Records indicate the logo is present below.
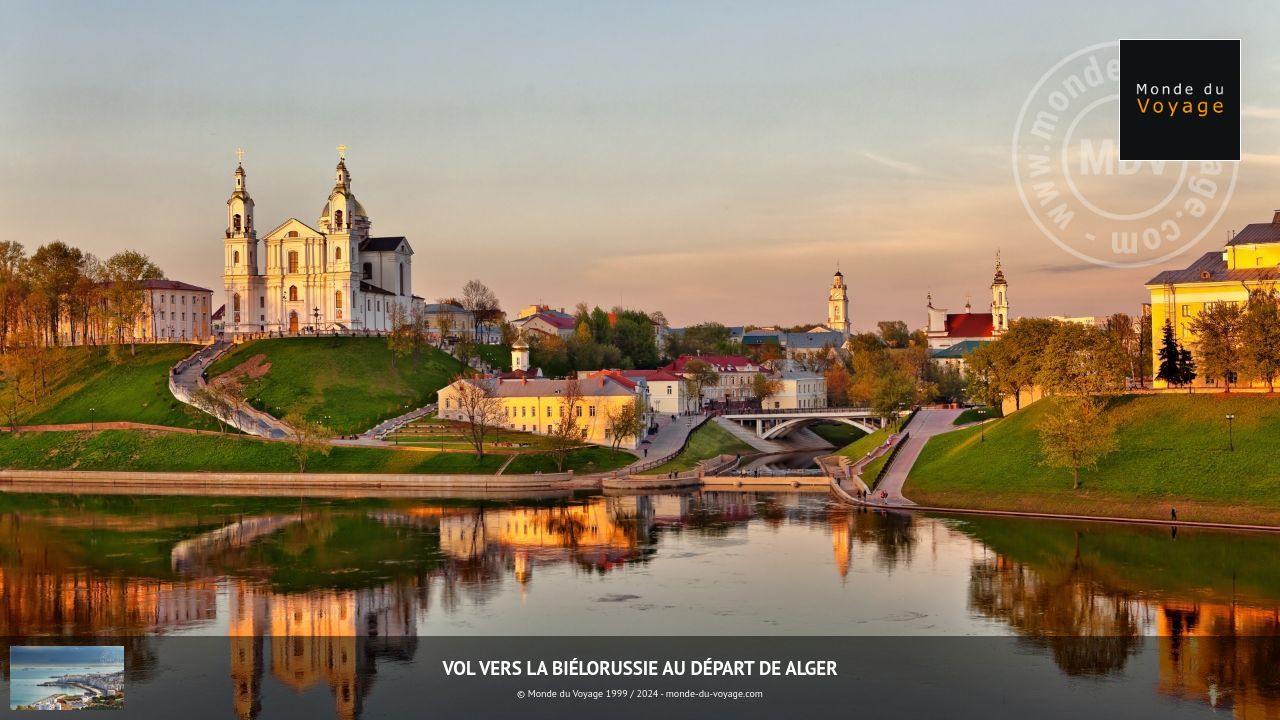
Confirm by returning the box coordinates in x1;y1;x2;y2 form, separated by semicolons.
1012;41;1238;268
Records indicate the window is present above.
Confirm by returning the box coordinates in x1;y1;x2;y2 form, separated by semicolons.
336;246;342;261
576;406;582;417
288;251;299;273
1182;305;1190;317
589;406;596;417
546;406;552;417
233;250;240;265
335;290;343;309
399;263;405;295
232;214;241;232
259;296;264;308
362;262;372;280
289;286;298;301
232;293;241;312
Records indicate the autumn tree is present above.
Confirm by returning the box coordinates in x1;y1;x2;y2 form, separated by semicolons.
680;359;719;412
605;397;644;451
749;372;783;406
1190;301;1245;391
1037;322;1127;397
102;250;163;354
460;279;503;326
1038;396;1115;489
824;362;851;406
1241;288;1280;391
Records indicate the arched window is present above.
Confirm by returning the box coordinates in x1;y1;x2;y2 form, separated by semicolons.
336;246;342;261
362;262;372;280
334;290;343;309
232;214;242;232
289;285;298;301
398;263;405;295
334;209;343;228
287;251;299;273
233;250;240;265
232;293;241;312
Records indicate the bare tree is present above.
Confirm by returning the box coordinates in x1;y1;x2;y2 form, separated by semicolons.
547;377;585;471
190;384;232;434
451;375;504;458
461;279;503;327
605;397;644;450
284;413;332;471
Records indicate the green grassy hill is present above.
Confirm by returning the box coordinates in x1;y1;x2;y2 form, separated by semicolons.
208;337;462;435
19;344;216;429
909;394;1280;525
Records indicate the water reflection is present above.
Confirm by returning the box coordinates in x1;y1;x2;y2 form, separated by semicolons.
7;494;1280;717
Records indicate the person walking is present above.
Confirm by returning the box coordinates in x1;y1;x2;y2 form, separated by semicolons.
1171;507;1177;522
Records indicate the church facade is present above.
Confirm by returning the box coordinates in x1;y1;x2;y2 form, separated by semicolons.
926;254;1009;351
222;152;415;336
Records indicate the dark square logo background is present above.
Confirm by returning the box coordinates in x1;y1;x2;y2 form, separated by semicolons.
1120;39;1239;160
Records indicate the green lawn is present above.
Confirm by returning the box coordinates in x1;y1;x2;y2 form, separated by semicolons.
0;430;505;474
834;426;890;460
207;337;462;435
503;446;633;474
809;422;866;447
909;394;1280;525
953;406;1000;425
648;421;755;473
861;451;891;486
20;344;219;430
470;343;511;372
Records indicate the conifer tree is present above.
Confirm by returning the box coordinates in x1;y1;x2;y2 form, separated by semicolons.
1156;319;1181;385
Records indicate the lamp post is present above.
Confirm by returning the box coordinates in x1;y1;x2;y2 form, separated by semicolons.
89;407;95;432
312;307;321;333
1226;413;1235;452
978;408;987;443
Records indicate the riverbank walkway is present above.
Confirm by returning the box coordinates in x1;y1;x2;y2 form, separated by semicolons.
872;407;965;505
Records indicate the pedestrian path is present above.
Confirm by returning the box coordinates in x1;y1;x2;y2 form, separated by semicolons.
619;413;709;473
169;341;293;440
872;407;965;506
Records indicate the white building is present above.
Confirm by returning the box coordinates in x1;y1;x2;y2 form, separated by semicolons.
222;150;415;337
771;364;828;410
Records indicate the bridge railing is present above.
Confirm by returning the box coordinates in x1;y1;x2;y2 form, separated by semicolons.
722;406;876;417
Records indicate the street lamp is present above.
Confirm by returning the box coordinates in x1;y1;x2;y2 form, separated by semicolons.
89;407;95;432
312;307;321;333
978;408;987;443
1226;413;1236;452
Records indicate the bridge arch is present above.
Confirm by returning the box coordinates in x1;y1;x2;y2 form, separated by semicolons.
760;416;881;440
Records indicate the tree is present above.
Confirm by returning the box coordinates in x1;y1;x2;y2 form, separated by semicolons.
1156;319;1181;386
25;241;88;346
1241;288;1280;391
547;376;585;471
877;320;910;348
1038;396;1115;489
460;279;503;325
1189;301;1245;391
605;397;644;451
871;366;916;422
1036;323;1127;397
0;241;27;352
102;250;163;354
749;372;783;406
1104;312;1139;383
189;384;232;434
1177;345;1197;390
824;362;851;406
964;341;1003;409
451;375;503;458
284;413;332;472
681;359;719;412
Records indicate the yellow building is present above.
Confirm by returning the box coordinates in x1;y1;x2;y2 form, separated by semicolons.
437;373;647;450
1145;210;1280;389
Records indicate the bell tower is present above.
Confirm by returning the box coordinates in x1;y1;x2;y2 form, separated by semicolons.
827;268;850;338
990;251;1009;335
225;150;258;277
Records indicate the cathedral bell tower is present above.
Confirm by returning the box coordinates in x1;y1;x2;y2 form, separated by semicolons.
225;151;258;277
827;268;850;338
990;251;1009;335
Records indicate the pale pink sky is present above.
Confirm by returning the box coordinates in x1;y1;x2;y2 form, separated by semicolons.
3;2;1279;329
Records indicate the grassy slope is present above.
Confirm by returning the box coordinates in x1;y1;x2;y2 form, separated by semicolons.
910;394;1280;525
504;446;633;474
208;337;462;435
953;406;1000;425
834;426;890;460
472;343;511;372
649;422;755;473
808;422;865;447
22;345;218;430
0;430;506;474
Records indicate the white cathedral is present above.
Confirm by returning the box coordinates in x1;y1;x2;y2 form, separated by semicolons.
222;150;415;336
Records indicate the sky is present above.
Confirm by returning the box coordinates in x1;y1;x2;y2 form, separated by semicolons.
3;1;1280;330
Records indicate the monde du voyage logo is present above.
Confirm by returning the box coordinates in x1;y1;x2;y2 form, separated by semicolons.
1013;39;1240;269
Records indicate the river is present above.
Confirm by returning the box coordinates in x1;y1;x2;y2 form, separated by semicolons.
1;489;1277;717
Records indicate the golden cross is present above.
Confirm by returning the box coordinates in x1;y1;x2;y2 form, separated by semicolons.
235;147;245;163
337;144;347;159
